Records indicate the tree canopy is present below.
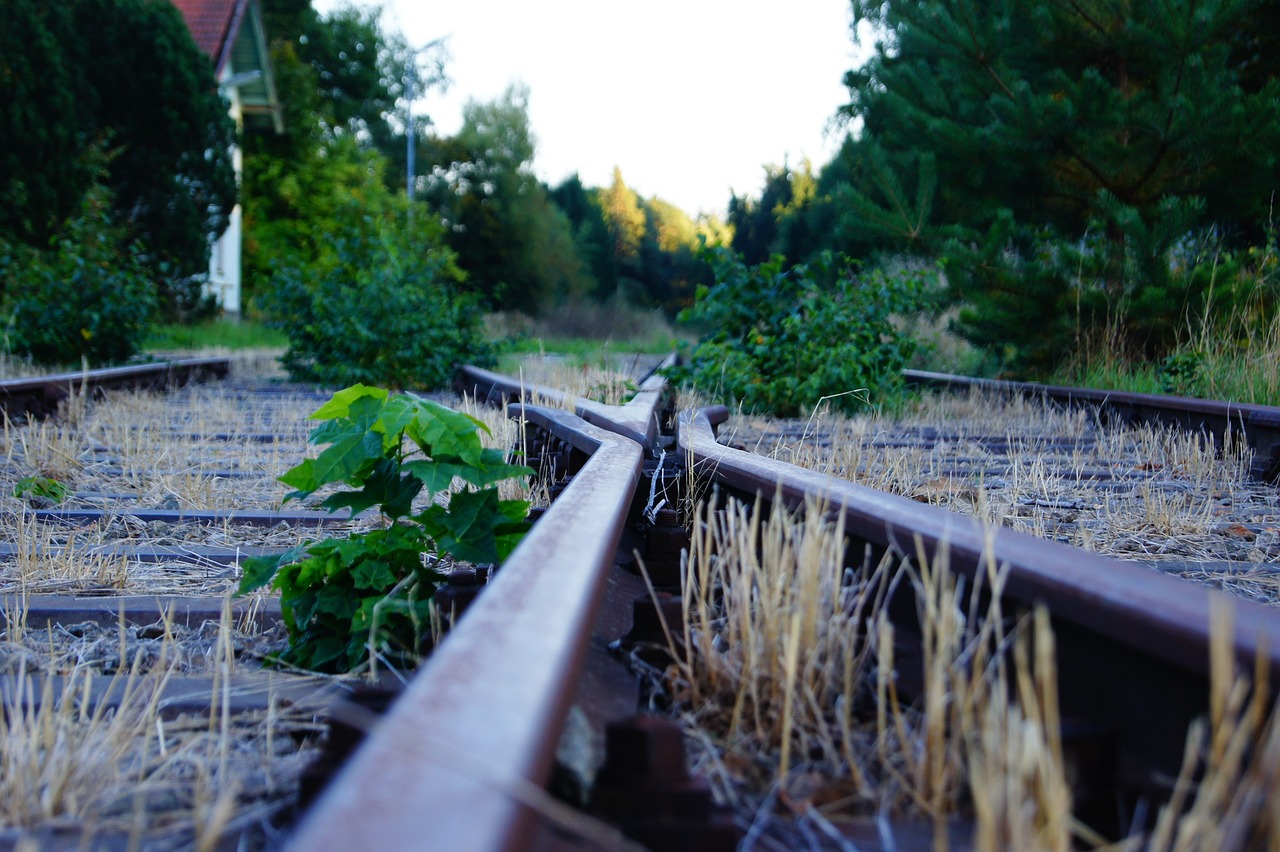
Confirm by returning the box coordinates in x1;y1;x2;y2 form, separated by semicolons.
0;0;236;314
749;0;1280;372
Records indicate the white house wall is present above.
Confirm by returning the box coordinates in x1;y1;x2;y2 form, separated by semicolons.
205;60;244;314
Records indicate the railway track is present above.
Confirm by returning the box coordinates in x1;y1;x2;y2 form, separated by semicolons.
0;357;231;419
903;369;1280;484
1;358;1277;848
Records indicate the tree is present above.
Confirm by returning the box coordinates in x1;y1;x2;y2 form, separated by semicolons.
599;167;647;267
0;1;86;246
0;0;237;315
729;160;819;264
242;1;434;303
840;0;1280;368
423;85;590;312
550;173;616;298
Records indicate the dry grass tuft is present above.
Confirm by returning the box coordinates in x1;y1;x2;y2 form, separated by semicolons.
660;496;1074;846
660;496;1280;849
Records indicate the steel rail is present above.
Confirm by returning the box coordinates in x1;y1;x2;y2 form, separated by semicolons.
903;368;1280;482
0;357;231;419
680;404;1280;803
457;354;675;448
287;404;643;852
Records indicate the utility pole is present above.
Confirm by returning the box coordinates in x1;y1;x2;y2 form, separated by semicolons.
405;37;448;218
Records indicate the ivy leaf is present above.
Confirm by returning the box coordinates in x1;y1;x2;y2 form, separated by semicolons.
353;558;396;591
428;488;530;565
384;395;487;466
403;459;474;494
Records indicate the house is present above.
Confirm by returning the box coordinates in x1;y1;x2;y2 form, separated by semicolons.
173;0;282;315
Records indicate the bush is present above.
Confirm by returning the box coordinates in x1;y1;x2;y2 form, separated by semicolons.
260;210;494;389
671;248;932;416
2;184;156;365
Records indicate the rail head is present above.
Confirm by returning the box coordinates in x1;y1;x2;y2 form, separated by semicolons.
902;368;1280;482
679;406;1280;685
456;360;672;449
287;406;643;852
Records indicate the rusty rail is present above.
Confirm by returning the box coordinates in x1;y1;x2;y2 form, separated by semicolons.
681;404;1280;811
457;355;675;448
0;357;231;419
287;405;643;851
903;368;1280;482
282;361;1278;846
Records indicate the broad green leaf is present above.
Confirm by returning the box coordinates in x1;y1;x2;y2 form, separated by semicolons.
497;498;531;523
320;457;423;518
309;431;385;488
302;634;347;669
316;584;359;620
237;547;300;595
279;458;320;495
353;558;396;591
400;400;486;465
433;488;502;564
309;394;387;445
494;529;527;562
403;459;473;494
310;384;388;421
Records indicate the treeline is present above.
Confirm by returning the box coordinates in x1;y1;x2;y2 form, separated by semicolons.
243;2;721;325
718;0;1280;383
0;0;237;362
0;0;720;372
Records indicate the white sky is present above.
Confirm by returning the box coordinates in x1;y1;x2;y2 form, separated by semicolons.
313;0;865;218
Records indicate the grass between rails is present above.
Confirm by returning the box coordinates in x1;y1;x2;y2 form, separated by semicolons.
722;388;1280;606
0;599;324;846
656;494;1280;849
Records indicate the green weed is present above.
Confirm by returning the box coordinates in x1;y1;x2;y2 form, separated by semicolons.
238;385;532;673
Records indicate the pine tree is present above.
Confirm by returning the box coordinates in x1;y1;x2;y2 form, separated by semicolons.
840;0;1280;368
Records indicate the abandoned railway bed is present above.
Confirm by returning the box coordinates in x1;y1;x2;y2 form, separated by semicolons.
0;357;1277;849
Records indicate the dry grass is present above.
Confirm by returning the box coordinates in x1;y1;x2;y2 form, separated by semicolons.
658;495;1280;850
721;389;1278;601
0;601;323;846
658;496;1074;847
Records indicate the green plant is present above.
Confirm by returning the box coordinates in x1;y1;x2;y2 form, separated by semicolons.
670;248;932;416
144;319;288;352
13;475;69;505
260;206;494;390
2;182;156;366
237;385;532;673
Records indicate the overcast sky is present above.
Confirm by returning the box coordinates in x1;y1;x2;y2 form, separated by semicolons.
312;0;867;218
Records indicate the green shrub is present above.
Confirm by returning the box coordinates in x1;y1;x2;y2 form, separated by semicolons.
671;248;932;416
238;384;532;673
260;210;493;389
2;184;155;365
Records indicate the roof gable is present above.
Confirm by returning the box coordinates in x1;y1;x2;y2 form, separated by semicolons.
173;0;282;133
173;0;242;75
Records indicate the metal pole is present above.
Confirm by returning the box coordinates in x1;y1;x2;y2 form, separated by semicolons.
406;69;416;204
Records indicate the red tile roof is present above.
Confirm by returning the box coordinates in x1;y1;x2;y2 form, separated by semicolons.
172;0;246;75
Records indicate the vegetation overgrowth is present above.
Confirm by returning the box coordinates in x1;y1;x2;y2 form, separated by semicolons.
12;0;1279;400
670;248;933;416
665;494;1280;848
238;385;531;673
